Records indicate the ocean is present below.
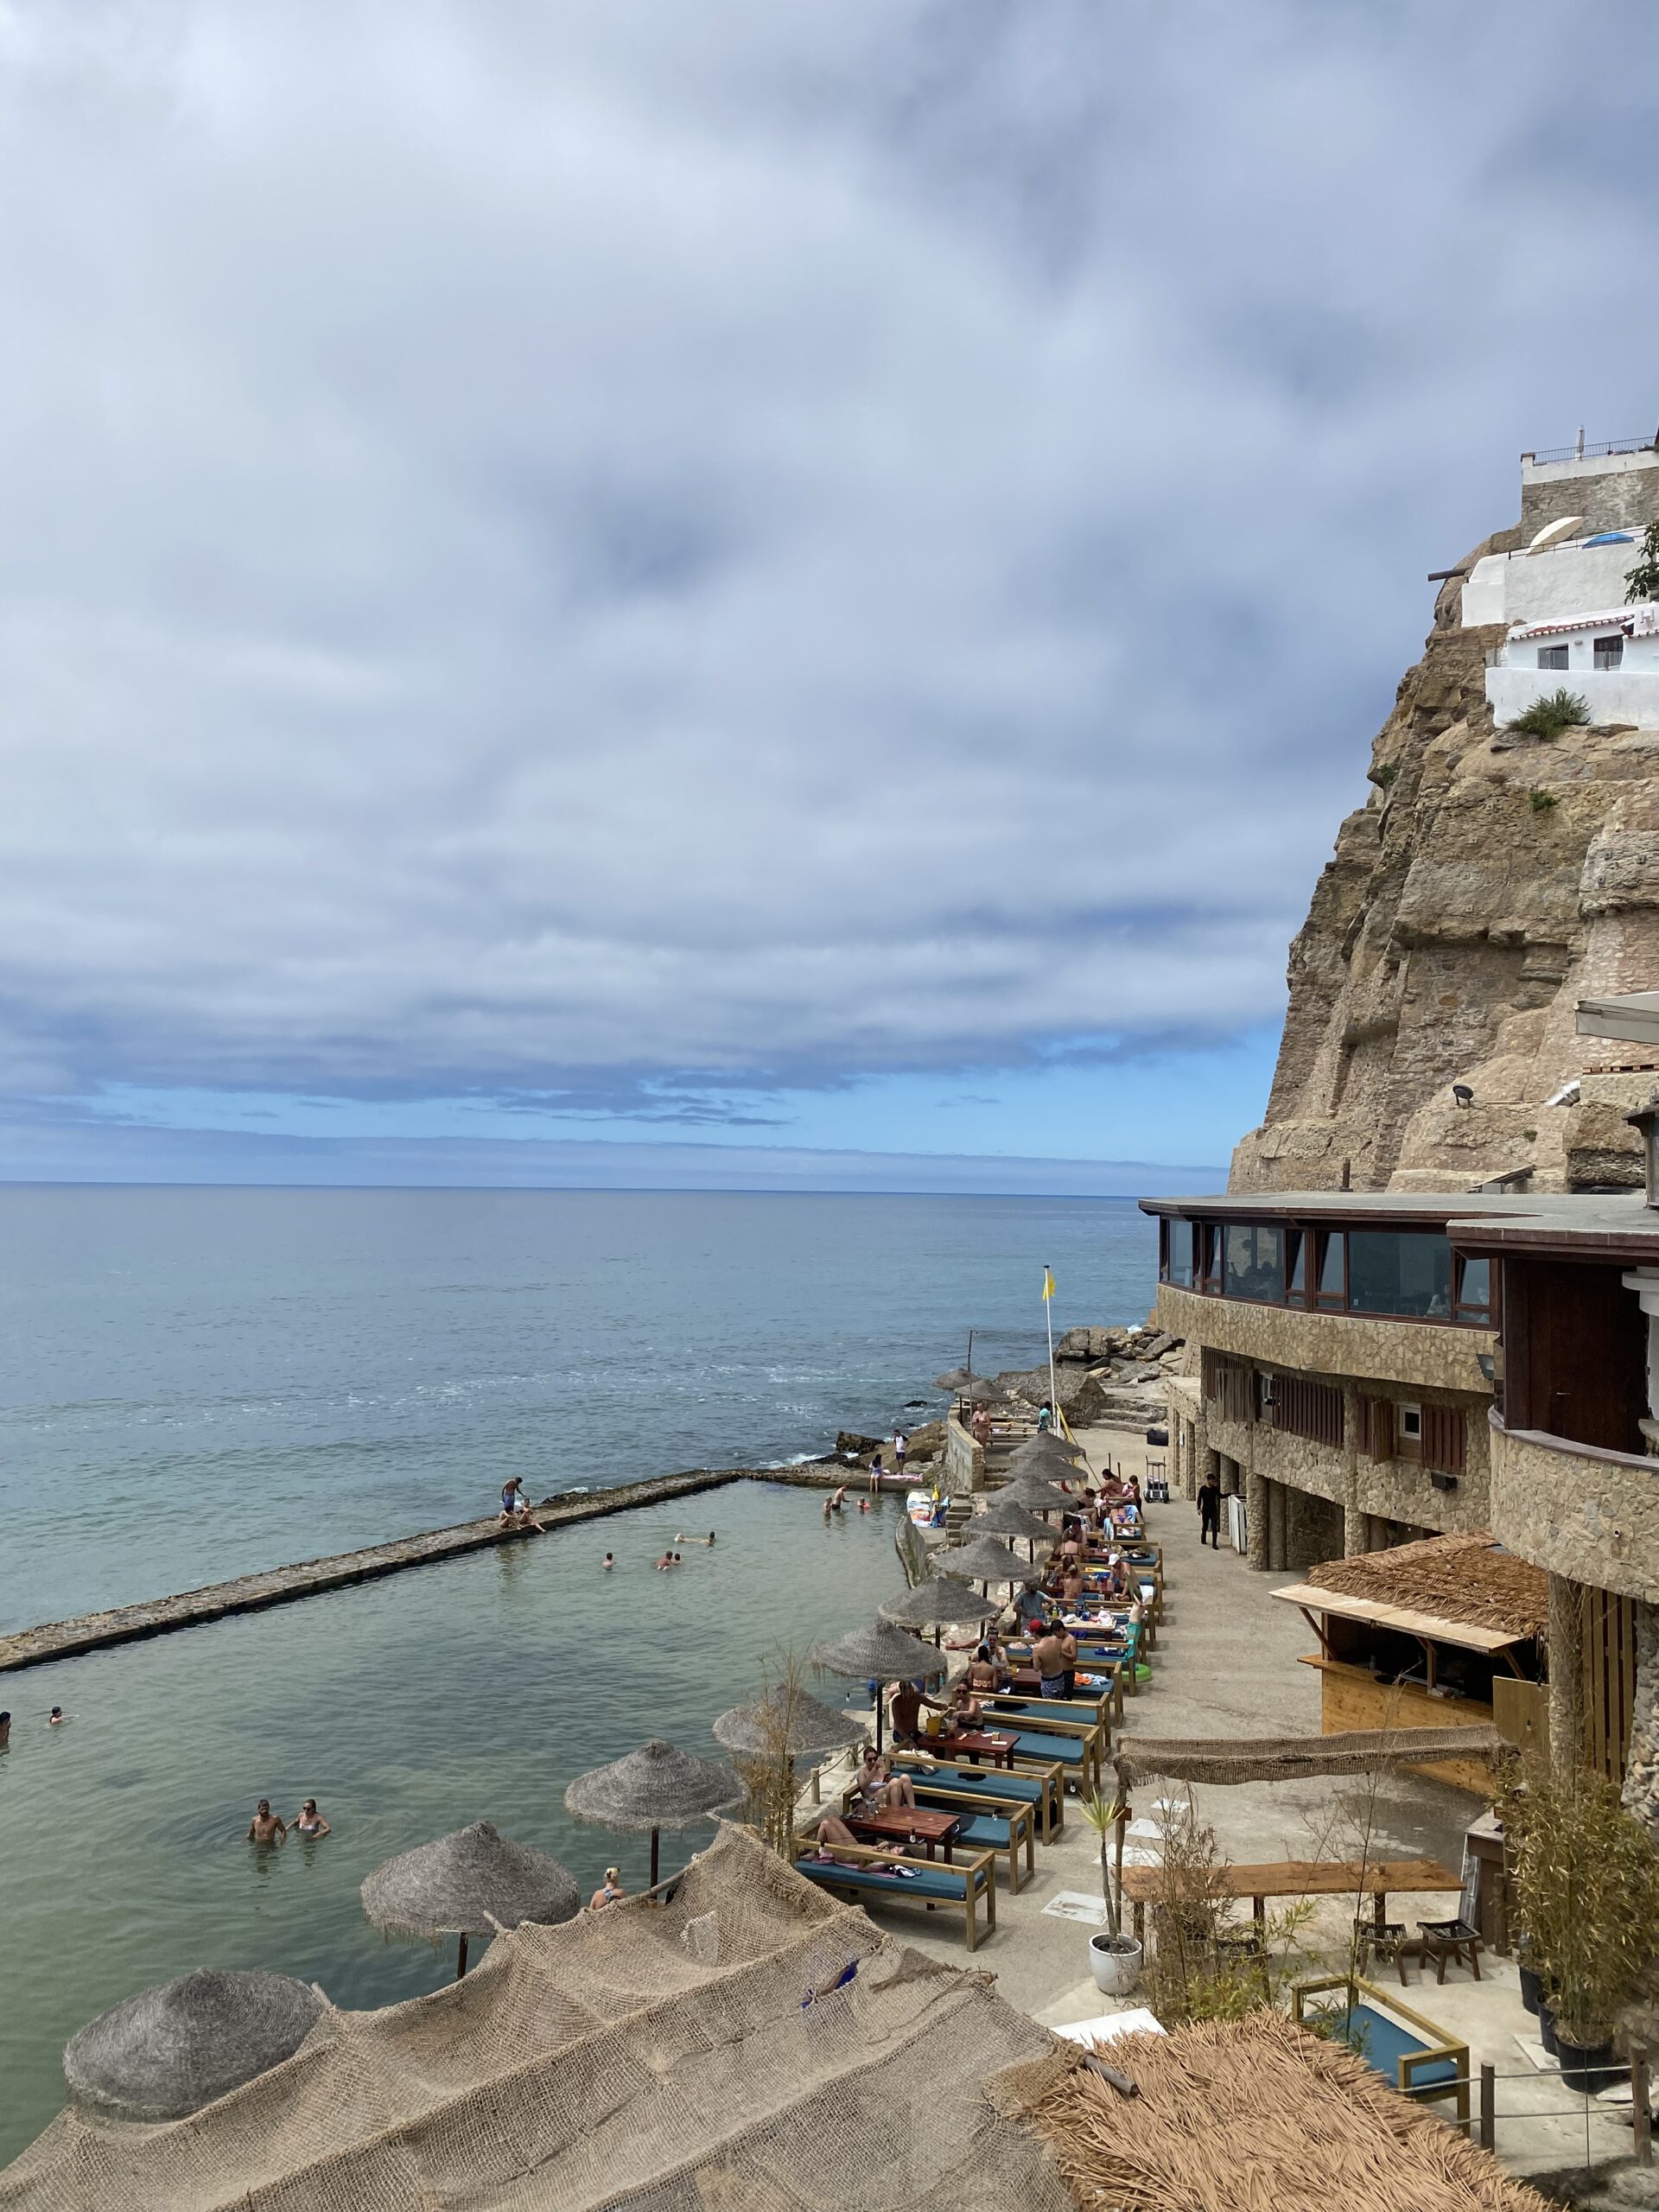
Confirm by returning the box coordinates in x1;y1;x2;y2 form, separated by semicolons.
0;1186;1156;2161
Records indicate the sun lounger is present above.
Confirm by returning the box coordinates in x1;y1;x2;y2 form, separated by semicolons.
843;1780;1035;1891
1292;1975;1470;2126
976;1705;1105;1794
889;1755;1065;1842
791;1837;997;1951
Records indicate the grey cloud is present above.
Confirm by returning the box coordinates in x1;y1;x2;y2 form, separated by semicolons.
1;2;1658;1119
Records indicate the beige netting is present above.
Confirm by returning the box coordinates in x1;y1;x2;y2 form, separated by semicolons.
0;1826;1074;2212
1007;2010;1552;2210
1112;1726;1504;1787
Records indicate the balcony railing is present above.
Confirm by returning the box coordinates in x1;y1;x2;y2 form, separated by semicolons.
1523;435;1658;466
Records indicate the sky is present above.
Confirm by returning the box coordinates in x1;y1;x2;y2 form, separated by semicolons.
3;3;1659;1193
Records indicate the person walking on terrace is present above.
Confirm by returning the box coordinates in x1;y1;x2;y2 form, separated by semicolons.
1198;1470;1222;1548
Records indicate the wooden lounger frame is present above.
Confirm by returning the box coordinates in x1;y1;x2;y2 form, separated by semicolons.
791;1836;998;1951
840;1781;1036;1891
890;1750;1065;1844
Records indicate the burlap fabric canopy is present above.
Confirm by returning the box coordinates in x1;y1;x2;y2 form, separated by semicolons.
877;1575;1001;1632
713;1686;868;1760
564;1739;743;1890
362;1821;579;1978
4;1827;1073;2212
62;1968;325;2124
1111;1726;1507;1789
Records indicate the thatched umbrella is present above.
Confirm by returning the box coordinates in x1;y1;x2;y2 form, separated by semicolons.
943;1534;1044;1590
970;1494;1059;1559
932;1367;972;1390
63;1968;325;2123
361;1821;579;1979
1005;1433;1084;1476
994;1474;1077;1516
564;1738;743;1891
811;1619;947;1751
958;1377;1004;1405
713;1685;868;1760
878;1573;1002;1642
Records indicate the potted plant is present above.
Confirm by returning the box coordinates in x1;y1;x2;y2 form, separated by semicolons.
1497;1755;1659;2094
1080;1790;1142;1995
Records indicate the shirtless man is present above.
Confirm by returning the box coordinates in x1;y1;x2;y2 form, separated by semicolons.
1033;1625;1071;1700
247;1800;287;1845
888;1680;947;1746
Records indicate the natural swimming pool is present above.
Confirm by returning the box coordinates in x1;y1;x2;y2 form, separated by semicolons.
0;1485;901;2165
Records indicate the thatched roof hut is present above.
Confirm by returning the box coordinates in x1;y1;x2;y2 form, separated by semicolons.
62;1968;324;2123
1300;1529;1548;1643
1011;2010;1550;2211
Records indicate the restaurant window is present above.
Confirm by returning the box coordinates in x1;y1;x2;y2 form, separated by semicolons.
1224;1222;1285;1303
1286;1230;1306;1302
1200;1224;1224;1294
1346;1231;1452;1319
1163;1217;1197;1288
1594;634;1624;671
1537;644;1569;671
1454;1254;1491;1325
1313;1231;1346;1311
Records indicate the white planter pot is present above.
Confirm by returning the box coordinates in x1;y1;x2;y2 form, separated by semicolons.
1088;1933;1143;1996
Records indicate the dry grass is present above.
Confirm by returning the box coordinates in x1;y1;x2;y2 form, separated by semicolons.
1303;1530;1547;1642
1022;2012;1552;2211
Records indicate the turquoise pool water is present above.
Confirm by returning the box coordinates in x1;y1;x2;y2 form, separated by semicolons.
0;1485;903;2164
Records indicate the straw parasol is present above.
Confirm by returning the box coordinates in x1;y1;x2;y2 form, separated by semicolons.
969;1494;1059;1558
878;1573;1002;1640
957;1377;1004;1405
713;1685;868;1761
1004;1433;1083;1476
941;1534;1044;1589
993;1475;1077;1516
810;1619;947;1751
361;1821;579;1979
564;1738;744;1891
63;1968;325;2123
932;1367;972;1390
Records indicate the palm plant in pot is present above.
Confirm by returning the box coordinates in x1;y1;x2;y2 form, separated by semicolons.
1079;1790;1142;1995
1497;1753;1659;2094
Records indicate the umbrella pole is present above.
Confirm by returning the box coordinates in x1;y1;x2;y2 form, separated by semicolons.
456;1933;469;1980
650;1828;660;1891
875;1680;885;1753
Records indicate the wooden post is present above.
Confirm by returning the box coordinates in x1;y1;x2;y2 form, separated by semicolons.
455;1933;470;1980
1478;2063;1495;2153
1635;2044;1651;2167
650;1828;661;1891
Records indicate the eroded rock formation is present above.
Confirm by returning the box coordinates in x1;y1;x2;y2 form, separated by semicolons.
1232;480;1659;1196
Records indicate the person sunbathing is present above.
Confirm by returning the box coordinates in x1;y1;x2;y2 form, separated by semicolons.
810;1815;919;1876
851;1746;917;1813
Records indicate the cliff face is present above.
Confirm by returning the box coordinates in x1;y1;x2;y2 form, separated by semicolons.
1231;476;1659;1196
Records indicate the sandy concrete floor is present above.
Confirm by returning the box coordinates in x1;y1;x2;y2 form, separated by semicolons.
804;1421;1638;2183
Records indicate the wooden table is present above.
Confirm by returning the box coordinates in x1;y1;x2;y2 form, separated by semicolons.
844;1807;961;1861
935;1729;1017;1770
1119;1857;1465;1945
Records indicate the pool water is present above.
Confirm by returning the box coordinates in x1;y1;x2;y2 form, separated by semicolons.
0;1485;901;2164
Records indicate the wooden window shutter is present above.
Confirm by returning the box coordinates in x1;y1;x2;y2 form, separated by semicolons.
1359;1395;1395;1461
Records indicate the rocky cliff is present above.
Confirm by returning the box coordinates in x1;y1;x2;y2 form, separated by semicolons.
1231;467;1659;1196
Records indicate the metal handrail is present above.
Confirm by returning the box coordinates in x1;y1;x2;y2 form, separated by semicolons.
1526;435;1657;465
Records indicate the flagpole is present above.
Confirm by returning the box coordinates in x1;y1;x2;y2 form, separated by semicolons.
1044;1264;1058;1428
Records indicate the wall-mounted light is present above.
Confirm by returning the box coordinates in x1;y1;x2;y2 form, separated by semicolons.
1476;1352;1496;1383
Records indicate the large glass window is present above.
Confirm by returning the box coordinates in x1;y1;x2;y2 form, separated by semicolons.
1314;1232;1346;1310
1164;1218;1197;1287
1346;1232;1452;1319
1224;1223;1285;1303
1286;1230;1306;1301
1455;1255;1491;1325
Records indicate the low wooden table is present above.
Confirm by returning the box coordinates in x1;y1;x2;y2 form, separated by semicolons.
935;1729;1017;1770
844;1807;961;1862
1119;1857;1465;1945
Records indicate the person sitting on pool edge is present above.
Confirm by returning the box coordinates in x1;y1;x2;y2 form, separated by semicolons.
888;1679;947;1746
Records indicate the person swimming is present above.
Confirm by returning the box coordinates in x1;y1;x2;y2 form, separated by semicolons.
603;1552;614;1570
47;1707;66;1726
247;1799;286;1844
293;1798;331;1838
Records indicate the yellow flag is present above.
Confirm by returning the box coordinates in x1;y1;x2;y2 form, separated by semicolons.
1042;1267;1056;1302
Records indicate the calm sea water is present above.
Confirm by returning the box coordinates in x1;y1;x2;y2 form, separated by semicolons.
0;1187;1156;2162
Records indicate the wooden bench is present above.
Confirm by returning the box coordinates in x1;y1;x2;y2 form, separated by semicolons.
791;1836;998;1951
979;1698;1107;1794
1293;1974;1471;2126
889;1752;1065;1844
843;1778;1036;1891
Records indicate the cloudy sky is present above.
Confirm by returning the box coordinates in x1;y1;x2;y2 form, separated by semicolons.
3;2;1658;1191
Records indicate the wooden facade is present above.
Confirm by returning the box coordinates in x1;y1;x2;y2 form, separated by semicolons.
1581;1585;1638;1784
1499;1256;1648;1453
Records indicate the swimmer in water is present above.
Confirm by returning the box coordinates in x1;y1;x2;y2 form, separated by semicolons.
603;1552;614;1570
48;1707;67;1726
293;1798;331;1838
247;1800;287;1845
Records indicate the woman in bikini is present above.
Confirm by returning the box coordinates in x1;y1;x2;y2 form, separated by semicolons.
851;1745;916;1813
293;1798;331;1838
589;1866;627;1910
